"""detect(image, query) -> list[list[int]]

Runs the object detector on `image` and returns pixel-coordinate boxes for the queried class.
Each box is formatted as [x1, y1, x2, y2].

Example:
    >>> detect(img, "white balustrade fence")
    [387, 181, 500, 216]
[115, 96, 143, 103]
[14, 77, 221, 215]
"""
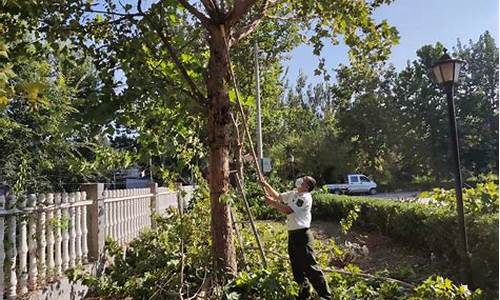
[103, 188, 152, 246]
[0, 183, 193, 299]
[0, 192, 91, 299]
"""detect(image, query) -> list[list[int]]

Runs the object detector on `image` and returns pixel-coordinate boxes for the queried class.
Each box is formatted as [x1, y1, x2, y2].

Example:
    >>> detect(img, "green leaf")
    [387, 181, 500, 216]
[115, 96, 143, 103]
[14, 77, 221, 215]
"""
[0, 42, 8, 58]
[180, 53, 193, 63]
[228, 89, 236, 103]
[242, 95, 255, 106]
[0, 95, 8, 107]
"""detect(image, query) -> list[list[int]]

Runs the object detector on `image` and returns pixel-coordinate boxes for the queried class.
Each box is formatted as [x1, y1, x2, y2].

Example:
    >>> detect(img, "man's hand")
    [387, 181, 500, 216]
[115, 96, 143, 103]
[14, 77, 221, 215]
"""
[264, 194, 274, 205]
[258, 176, 268, 187]
[258, 177, 281, 201]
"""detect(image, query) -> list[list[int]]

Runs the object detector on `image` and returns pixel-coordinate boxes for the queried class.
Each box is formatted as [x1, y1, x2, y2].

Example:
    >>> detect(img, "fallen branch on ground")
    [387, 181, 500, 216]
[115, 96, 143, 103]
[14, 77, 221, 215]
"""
[262, 250, 415, 289]
[323, 267, 416, 289]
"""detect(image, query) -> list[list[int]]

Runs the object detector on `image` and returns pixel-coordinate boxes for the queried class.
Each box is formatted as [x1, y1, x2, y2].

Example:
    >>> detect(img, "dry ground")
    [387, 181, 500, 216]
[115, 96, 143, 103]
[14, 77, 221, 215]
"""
[309, 220, 458, 283]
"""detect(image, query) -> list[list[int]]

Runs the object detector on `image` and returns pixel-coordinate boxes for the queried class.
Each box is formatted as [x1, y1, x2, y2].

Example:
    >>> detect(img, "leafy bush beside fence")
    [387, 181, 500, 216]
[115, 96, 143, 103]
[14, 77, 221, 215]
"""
[73, 191, 484, 300]
[312, 193, 499, 296]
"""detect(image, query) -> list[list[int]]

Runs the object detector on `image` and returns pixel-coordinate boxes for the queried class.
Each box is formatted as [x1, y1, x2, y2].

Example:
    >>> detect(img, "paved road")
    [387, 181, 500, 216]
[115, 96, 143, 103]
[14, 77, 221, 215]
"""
[333, 191, 432, 203]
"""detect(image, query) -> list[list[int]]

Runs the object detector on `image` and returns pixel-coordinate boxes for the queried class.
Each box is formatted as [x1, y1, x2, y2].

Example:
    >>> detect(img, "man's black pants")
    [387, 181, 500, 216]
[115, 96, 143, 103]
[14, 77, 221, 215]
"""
[288, 228, 331, 300]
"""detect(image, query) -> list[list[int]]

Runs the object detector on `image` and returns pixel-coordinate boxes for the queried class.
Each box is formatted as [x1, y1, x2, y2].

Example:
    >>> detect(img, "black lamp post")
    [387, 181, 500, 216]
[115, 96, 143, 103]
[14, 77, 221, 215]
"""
[431, 48, 471, 283]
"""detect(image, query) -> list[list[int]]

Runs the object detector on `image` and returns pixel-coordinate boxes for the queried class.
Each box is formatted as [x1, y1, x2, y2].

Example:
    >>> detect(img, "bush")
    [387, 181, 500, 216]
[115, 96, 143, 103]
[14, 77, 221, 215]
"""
[377, 173, 499, 193]
[312, 193, 499, 298]
[409, 276, 484, 300]
[69, 185, 484, 300]
[419, 181, 499, 214]
[70, 200, 213, 299]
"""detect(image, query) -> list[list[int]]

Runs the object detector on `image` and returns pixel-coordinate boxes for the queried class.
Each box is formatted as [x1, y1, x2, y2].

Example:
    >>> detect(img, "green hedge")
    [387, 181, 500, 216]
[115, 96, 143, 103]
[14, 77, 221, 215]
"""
[312, 193, 499, 295]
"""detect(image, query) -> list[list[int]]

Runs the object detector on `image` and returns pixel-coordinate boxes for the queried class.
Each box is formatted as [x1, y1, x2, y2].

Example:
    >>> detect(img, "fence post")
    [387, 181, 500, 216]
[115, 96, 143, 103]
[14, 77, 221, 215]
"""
[80, 183, 105, 261]
[6, 194, 17, 299]
[149, 182, 158, 227]
[17, 194, 28, 295]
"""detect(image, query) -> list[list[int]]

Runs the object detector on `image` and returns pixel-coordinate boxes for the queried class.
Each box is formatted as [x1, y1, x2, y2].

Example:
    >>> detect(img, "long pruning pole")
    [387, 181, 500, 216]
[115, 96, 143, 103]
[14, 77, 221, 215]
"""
[254, 41, 263, 161]
[220, 25, 269, 268]
[220, 25, 265, 182]
[234, 172, 268, 267]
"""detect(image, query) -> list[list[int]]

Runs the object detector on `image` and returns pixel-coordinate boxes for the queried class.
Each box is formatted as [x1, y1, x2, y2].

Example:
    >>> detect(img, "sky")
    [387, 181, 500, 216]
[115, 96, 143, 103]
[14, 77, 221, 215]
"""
[281, 0, 499, 85]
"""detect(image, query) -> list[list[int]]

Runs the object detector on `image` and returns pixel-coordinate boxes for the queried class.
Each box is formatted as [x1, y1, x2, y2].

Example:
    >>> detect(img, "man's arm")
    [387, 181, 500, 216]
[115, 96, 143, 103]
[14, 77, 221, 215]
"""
[259, 179, 281, 201]
[264, 194, 293, 215]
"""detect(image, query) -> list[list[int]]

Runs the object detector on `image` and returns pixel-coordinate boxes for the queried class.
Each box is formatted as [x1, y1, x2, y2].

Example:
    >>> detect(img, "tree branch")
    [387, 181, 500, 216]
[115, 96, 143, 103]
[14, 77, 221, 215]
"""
[219, 0, 226, 14]
[200, 0, 215, 12]
[87, 1, 206, 104]
[141, 19, 206, 104]
[86, 8, 142, 17]
[208, 0, 224, 18]
[200, 0, 224, 22]
[153, 68, 199, 104]
[185, 268, 208, 300]
[176, 0, 212, 27]
[259, 249, 415, 290]
[209, 0, 220, 11]
[137, 0, 144, 14]
[159, 45, 205, 103]
[266, 14, 300, 21]
[229, 15, 261, 46]
[323, 268, 416, 290]
[225, 0, 258, 28]
[229, 0, 279, 46]
[107, 15, 140, 24]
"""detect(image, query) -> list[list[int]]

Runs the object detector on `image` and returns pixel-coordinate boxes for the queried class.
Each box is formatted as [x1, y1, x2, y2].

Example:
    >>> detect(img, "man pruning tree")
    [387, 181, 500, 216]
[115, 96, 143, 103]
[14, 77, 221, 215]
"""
[260, 176, 332, 300]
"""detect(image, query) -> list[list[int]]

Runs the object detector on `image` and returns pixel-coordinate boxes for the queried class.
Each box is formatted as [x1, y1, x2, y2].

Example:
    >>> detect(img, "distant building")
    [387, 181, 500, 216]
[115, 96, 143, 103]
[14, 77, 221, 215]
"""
[113, 167, 150, 188]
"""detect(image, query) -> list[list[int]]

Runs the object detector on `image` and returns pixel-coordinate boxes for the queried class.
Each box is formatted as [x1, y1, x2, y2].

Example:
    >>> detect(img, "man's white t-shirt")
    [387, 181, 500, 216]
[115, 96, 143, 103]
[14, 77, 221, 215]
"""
[280, 191, 312, 231]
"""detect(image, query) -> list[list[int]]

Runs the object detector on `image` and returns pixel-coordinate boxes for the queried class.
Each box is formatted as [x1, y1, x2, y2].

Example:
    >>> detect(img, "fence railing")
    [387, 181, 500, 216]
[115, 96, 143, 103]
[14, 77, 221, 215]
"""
[0, 192, 91, 300]
[0, 183, 193, 299]
[103, 188, 152, 246]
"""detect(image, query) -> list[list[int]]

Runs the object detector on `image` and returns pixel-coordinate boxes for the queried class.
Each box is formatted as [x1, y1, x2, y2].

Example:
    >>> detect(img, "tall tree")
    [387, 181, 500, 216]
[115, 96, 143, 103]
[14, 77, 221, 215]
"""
[275, 32, 498, 189]
[1, 1, 134, 192]
[4, 0, 399, 274]
[455, 31, 499, 174]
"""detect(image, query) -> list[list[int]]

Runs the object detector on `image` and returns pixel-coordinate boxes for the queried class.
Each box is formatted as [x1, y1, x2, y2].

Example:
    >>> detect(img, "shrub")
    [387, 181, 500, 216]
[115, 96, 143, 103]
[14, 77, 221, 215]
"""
[69, 187, 484, 300]
[70, 203, 213, 299]
[312, 193, 499, 298]
[409, 276, 483, 300]
[418, 181, 499, 214]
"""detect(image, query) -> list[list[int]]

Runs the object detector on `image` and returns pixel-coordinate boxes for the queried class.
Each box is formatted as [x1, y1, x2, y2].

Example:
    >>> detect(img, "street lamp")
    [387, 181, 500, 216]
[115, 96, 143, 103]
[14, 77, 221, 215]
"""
[431, 48, 471, 283]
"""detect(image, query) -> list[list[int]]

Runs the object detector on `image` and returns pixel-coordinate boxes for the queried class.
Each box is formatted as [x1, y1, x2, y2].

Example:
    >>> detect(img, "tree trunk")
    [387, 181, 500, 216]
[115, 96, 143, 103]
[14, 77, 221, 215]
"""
[206, 26, 237, 276]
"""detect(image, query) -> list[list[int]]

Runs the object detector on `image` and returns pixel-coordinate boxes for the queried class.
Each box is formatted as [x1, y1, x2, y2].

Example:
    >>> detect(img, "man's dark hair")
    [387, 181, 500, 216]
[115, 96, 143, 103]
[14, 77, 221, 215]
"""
[305, 176, 316, 192]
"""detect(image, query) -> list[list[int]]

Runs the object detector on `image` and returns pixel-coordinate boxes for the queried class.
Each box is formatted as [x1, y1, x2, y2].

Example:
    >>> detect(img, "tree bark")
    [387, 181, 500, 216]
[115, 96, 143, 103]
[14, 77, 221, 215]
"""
[206, 26, 237, 276]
